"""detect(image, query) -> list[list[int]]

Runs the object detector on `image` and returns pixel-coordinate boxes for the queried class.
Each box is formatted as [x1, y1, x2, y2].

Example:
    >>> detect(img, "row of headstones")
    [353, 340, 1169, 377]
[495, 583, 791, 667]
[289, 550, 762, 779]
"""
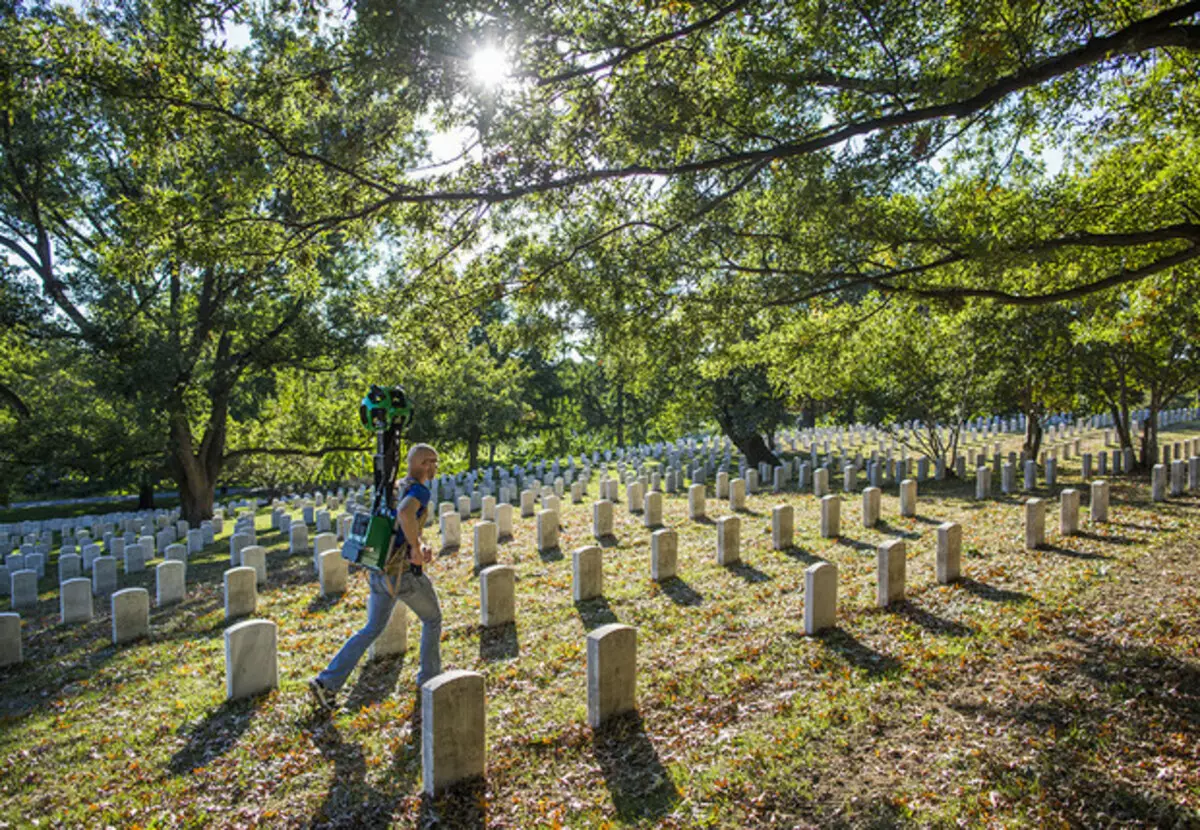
[2, 519, 225, 607]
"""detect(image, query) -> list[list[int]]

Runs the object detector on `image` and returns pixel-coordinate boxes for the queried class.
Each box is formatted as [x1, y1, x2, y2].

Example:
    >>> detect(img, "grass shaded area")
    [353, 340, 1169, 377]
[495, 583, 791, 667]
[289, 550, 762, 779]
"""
[2, 426, 1199, 827]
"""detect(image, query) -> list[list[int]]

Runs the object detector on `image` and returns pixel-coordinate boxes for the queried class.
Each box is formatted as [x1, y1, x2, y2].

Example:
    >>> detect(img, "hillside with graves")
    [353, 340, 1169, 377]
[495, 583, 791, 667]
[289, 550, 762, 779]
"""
[3, 411, 1199, 827]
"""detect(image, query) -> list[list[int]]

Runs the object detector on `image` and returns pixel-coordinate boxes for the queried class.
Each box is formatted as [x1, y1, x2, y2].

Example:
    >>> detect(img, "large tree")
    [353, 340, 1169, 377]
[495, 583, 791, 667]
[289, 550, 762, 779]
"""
[0, 4, 388, 520]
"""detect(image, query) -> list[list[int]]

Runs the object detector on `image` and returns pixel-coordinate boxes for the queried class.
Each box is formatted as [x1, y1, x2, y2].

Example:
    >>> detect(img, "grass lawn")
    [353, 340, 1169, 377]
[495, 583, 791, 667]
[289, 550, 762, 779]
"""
[1, 426, 1198, 828]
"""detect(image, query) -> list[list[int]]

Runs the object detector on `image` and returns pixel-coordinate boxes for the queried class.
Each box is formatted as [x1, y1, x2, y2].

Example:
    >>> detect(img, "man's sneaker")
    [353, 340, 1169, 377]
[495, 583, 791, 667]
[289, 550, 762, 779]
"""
[308, 677, 336, 711]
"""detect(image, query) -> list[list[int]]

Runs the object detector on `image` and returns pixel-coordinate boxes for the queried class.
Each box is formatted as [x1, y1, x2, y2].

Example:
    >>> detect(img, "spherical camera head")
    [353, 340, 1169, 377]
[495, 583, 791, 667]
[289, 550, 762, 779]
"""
[359, 383, 414, 432]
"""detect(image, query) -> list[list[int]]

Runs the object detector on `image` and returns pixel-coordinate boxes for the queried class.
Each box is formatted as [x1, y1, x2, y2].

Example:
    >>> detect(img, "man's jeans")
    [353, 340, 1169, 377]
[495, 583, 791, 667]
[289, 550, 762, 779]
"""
[318, 569, 442, 691]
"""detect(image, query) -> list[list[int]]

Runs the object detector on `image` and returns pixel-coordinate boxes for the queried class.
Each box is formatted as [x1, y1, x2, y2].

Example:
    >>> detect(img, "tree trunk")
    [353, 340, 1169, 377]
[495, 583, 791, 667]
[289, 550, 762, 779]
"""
[467, 426, 481, 472]
[1139, 396, 1160, 473]
[615, 381, 625, 448]
[138, 477, 154, 510]
[166, 386, 229, 525]
[1022, 415, 1042, 461]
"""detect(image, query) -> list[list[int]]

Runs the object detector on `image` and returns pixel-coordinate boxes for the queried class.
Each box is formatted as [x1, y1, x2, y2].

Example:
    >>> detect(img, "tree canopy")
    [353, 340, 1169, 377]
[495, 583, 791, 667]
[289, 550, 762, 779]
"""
[2, 0, 1199, 512]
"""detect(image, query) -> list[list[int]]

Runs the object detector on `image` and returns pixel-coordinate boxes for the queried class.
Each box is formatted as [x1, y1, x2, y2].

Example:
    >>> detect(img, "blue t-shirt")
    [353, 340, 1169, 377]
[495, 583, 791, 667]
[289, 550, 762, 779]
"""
[393, 478, 431, 549]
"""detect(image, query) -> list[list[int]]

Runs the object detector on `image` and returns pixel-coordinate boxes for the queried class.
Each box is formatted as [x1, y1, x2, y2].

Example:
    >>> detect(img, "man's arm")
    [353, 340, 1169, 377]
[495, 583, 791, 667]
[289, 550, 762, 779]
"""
[397, 496, 426, 565]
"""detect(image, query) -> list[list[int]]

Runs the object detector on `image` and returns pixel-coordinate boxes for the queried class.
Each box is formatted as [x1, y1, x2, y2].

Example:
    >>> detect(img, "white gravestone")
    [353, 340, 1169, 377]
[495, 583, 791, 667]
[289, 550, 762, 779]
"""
[112, 588, 150, 645]
[876, 539, 906, 607]
[862, 487, 881, 528]
[58, 553, 81, 583]
[573, 546, 603, 601]
[224, 619, 278, 701]
[688, 484, 706, 520]
[10, 569, 37, 610]
[587, 624, 637, 729]
[804, 562, 837, 635]
[716, 516, 740, 566]
[772, 505, 793, 550]
[224, 567, 257, 619]
[319, 550, 348, 596]
[1060, 489, 1080, 536]
[313, 532, 338, 574]
[156, 560, 186, 605]
[0, 613, 20, 666]
[651, 529, 677, 581]
[1024, 499, 1045, 549]
[92, 557, 117, 597]
[643, 491, 663, 528]
[537, 510, 559, 552]
[1090, 480, 1109, 523]
[474, 522, 498, 569]
[60, 578, 93, 624]
[936, 522, 962, 584]
[899, 479, 917, 518]
[820, 495, 840, 538]
[496, 504, 513, 539]
[480, 564, 515, 627]
[728, 479, 746, 511]
[289, 524, 309, 556]
[421, 670, 486, 796]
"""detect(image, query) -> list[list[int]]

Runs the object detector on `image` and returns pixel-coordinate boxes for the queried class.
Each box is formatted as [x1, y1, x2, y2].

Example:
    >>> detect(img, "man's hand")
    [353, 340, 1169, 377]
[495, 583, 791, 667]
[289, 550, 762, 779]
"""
[421, 543, 433, 564]
[409, 543, 424, 566]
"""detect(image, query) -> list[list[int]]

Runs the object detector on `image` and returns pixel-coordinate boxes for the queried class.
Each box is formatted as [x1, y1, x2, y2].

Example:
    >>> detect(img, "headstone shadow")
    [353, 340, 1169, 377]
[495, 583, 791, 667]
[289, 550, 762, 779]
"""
[1039, 543, 1111, 561]
[592, 712, 681, 821]
[912, 514, 942, 525]
[575, 596, 619, 630]
[888, 600, 974, 637]
[725, 562, 772, 584]
[1072, 530, 1138, 546]
[690, 516, 716, 526]
[835, 537, 875, 553]
[417, 779, 488, 829]
[479, 622, 520, 661]
[168, 695, 267, 775]
[597, 535, 620, 549]
[538, 546, 564, 563]
[306, 719, 393, 829]
[781, 546, 824, 566]
[873, 521, 921, 540]
[342, 653, 407, 714]
[815, 628, 902, 678]
[660, 577, 704, 606]
[956, 577, 1031, 604]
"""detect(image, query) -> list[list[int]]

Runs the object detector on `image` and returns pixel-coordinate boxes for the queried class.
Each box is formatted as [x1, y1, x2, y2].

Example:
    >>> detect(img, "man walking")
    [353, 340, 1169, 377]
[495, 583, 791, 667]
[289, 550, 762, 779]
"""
[309, 443, 442, 710]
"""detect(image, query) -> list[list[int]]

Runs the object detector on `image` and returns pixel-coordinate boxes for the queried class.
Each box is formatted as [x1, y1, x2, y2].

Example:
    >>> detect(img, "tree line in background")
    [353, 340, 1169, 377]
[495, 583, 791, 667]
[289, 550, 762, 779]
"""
[1, 0, 1198, 521]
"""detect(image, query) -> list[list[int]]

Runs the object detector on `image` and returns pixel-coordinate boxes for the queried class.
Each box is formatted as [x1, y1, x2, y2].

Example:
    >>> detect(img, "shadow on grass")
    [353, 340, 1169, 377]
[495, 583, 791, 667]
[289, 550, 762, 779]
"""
[946, 635, 1200, 827]
[417, 779, 488, 830]
[342, 652, 407, 714]
[538, 546, 564, 563]
[596, 535, 620, 549]
[888, 600, 974, 637]
[874, 521, 921, 540]
[1073, 530, 1139, 546]
[1040, 543, 1111, 561]
[660, 577, 704, 606]
[725, 562, 773, 583]
[168, 694, 268, 775]
[479, 622, 520, 661]
[956, 578, 1031, 604]
[575, 596, 619, 630]
[592, 711, 681, 822]
[306, 719, 395, 829]
[912, 514, 943, 525]
[816, 628, 902, 678]
[781, 546, 824, 566]
[307, 592, 344, 615]
[691, 516, 716, 526]
[835, 536, 876, 553]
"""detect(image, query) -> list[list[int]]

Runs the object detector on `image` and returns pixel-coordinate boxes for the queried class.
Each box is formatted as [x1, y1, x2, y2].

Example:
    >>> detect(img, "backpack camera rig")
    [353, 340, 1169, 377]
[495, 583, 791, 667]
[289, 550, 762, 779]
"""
[342, 384, 417, 572]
